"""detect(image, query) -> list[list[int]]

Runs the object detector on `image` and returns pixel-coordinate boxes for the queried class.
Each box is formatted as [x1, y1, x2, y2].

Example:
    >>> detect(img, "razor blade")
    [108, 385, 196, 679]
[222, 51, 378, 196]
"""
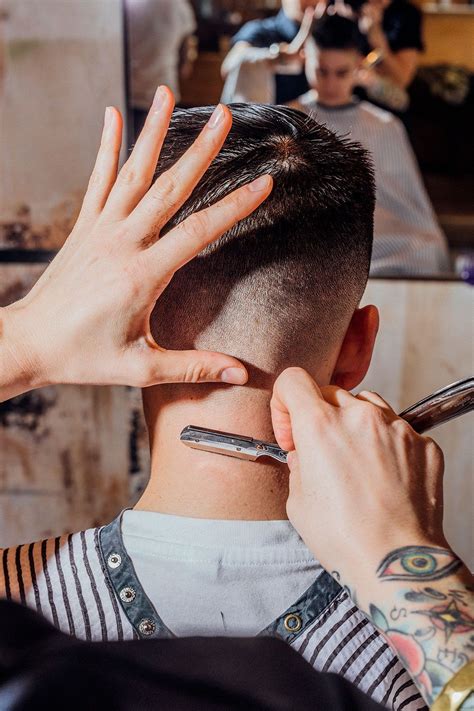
[180, 377, 473, 464]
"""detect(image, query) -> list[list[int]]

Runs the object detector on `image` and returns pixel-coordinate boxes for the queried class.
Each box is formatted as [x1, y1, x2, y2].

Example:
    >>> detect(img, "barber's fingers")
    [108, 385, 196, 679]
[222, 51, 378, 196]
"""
[135, 347, 248, 387]
[319, 385, 356, 407]
[102, 86, 175, 220]
[270, 368, 328, 452]
[79, 107, 123, 222]
[314, 0, 328, 20]
[288, 8, 315, 52]
[143, 174, 273, 281]
[356, 389, 396, 415]
[128, 104, 234, 241]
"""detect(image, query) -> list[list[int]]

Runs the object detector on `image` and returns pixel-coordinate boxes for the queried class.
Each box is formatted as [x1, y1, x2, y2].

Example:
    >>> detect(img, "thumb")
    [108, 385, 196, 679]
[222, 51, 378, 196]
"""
[141, 348, 248, 386]
[270, 367, 326, 451]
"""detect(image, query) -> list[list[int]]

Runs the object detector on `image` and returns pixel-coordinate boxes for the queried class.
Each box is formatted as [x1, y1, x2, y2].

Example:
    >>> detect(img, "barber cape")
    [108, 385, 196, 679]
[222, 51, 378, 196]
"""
[1, 511, 426, 710]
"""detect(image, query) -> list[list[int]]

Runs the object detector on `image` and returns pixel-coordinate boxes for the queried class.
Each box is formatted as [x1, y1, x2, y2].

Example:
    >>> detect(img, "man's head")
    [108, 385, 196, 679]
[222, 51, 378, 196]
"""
[305, 14, 364, 106]
[146, 104, 376, 420]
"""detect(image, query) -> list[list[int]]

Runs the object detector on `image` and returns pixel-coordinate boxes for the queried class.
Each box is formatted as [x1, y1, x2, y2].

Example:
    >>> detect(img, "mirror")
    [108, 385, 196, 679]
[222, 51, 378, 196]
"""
[123, 0, 474, 281]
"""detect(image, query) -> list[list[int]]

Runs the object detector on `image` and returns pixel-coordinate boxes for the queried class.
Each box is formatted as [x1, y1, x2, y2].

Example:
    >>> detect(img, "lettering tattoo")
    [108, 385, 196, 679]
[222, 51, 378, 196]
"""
[377, 545, 462, 582]
[437, 647, 470, 669]
[390, 605, 408, 621]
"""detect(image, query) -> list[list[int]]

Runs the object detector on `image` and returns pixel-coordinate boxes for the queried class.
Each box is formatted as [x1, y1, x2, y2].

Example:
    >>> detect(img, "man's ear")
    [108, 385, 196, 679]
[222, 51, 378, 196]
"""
[330, 305, 379, 390]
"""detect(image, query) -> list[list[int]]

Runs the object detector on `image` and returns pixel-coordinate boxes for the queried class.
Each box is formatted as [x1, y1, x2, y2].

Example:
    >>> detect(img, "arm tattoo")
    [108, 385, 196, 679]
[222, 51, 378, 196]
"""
[366, 546, 473, 706]
[377, 545, 462, 582]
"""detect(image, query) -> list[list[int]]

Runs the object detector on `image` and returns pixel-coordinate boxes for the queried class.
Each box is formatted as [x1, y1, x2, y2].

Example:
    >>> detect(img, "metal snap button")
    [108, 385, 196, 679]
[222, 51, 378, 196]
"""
[138, 618, 156, 636]
[107, 553, 122, 569]
[283, 613, 302, 633]
[119, 586, 136, 603]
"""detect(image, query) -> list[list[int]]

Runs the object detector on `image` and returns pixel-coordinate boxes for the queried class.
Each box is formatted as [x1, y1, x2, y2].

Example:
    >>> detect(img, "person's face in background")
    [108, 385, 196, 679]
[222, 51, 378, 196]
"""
[282, 0, 320, 21]
[304, 38, 361, 106]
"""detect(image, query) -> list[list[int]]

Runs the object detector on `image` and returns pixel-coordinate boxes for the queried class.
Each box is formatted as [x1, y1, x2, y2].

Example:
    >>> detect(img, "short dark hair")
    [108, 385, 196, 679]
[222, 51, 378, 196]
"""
[313, 13, 365, 52]
[150, 104, 374, 369]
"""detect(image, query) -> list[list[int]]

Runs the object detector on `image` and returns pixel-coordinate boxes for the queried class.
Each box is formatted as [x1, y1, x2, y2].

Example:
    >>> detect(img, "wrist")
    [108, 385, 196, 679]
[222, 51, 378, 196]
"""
[333, 533, 451, 594]
[0, 301, 51, 400]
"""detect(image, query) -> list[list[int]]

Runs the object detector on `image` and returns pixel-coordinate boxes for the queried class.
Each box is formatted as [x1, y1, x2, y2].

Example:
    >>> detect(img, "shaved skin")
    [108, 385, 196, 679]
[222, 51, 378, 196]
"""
[136, 304, 378, 519]
[137, 356, 334, 520]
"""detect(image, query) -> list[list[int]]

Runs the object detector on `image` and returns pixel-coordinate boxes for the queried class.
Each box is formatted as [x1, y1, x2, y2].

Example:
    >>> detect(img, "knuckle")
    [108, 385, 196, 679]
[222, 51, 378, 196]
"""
[88, 170, 105, 189]
[362, 403, 385, 428]
[157, 168, 180, 199]
[395, 416, 415, 433]
[358, 389, 379, 400]
[183, 361, 207, 384]
[183, 210, 211, 237]
[119, 165, 147, 187]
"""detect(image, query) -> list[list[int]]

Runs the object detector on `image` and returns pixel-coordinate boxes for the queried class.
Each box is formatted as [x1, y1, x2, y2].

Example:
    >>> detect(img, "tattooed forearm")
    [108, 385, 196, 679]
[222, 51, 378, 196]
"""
[377, 545, 462, 582]
[363, 545, 474, 707]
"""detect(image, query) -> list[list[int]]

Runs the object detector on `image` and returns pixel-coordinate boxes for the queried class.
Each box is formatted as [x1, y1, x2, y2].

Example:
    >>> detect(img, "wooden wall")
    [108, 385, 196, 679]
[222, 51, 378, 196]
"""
[360, 280, 473, 569]
[420, 9, 474, 71]
[0, 0, 127, 250]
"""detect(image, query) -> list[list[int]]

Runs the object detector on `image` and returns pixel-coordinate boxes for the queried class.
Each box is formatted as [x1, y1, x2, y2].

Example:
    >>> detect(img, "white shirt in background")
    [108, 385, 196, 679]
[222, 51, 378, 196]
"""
[297, 94, 450, 276]
[126, 0, 196, 107]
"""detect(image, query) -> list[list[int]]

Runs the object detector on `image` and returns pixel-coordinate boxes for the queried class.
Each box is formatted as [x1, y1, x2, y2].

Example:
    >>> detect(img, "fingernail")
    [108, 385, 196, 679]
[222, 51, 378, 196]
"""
[248, 175, 271, 192]
[152, 85, 167, 112]
[207, 104, 225, 129]
[221, 368, 248, 385]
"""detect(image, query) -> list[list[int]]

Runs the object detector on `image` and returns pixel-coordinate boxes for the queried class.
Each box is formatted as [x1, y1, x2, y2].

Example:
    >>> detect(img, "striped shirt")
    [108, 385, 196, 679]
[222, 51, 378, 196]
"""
[0, 514, 427, 710]
[296, 95, 450, 277]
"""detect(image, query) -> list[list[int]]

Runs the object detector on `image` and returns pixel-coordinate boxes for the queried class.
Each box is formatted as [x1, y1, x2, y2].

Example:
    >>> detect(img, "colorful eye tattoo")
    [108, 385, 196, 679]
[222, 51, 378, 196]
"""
[377, 546, 462, 582]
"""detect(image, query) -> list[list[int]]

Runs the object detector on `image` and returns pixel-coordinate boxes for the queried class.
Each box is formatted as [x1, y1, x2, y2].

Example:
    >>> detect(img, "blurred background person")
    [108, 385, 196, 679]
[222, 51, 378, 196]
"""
[292, 13, 449, 275]
[221, 1, 323, 105]
[125, 0, 197, 137]
[339, 0, 424, 114]
[356, 0, 423, 89]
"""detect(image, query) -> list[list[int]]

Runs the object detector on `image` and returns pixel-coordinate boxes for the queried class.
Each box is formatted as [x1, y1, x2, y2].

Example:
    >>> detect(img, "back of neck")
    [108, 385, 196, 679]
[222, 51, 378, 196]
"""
[136, 385, 289, 520]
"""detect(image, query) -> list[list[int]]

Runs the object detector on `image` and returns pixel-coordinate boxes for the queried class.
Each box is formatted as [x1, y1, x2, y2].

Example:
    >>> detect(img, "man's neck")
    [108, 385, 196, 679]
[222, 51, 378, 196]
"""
[136, 385, 290, 520]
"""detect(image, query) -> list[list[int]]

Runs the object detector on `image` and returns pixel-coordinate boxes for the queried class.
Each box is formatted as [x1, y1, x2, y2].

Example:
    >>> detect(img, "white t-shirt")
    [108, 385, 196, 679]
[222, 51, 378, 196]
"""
[121, 509, 321, 636]
[297, 95, 450, 276]
[126, 0, 196, 107]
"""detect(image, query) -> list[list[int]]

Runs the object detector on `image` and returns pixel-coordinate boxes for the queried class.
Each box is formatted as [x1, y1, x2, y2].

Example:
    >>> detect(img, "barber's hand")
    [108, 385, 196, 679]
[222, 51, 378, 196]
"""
[272, 7, 317, 67]
[1, 87, 272, 399]
[270, 368, 447, 587]
[272, 373, 474, 709]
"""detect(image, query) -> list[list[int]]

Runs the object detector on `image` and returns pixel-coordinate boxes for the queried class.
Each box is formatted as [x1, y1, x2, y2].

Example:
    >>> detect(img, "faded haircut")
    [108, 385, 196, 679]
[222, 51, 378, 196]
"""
[150, 104, 374, 370]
